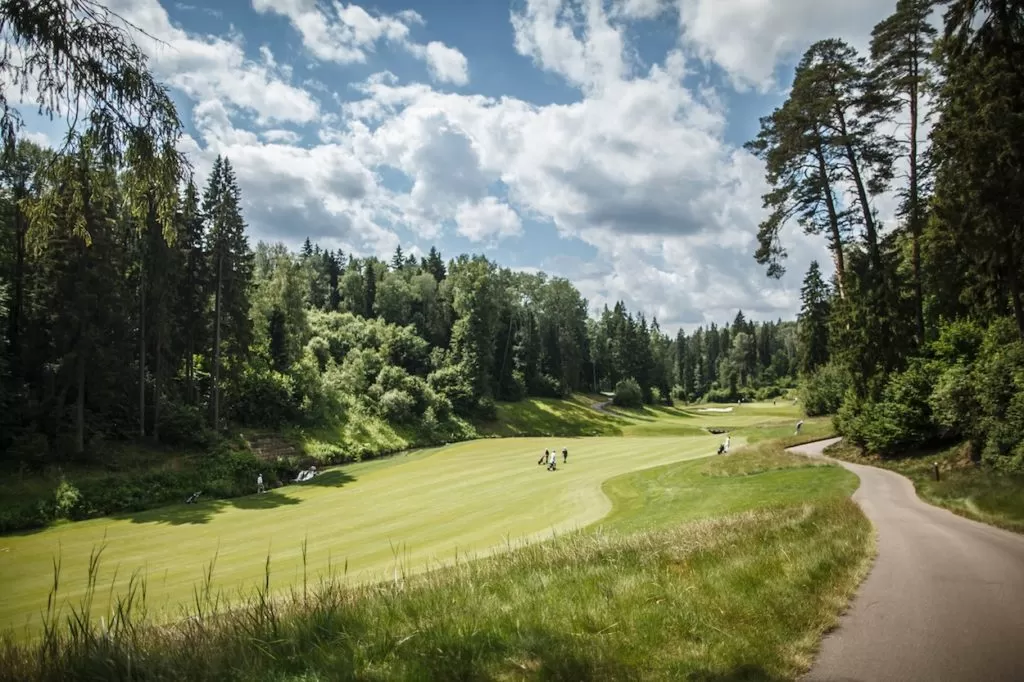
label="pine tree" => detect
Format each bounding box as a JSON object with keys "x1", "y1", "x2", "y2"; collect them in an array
[
  {"x1": 390, "y1": 245, "x2": 405, "y2": 271},
  {"x1": 870, "y1": 0, "x2": 938, "y2": 344},
  {"x1": 203, "y1": 156, "x2": 252, "y2": 429},
  {"x1": 363, "y1": 259, "x2": 377, "y2": 318},
  {"x1": 798, "y1": 261, "x2": 832, "y2": 375}
]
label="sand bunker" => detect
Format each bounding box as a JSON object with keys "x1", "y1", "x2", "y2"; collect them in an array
[{"x1": 697, "y1": 407, "x2": 734, "y2": 413}]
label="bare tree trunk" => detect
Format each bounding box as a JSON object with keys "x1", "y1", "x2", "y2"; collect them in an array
[
  {"x1": 9, "y1": 203, "x2": 25, "y2": 378},
  {"x1": 909, "y1": 68, "x2": 925, "y2": 345},
  {"x1": 75, "y1": 351, "x2": 85, "y2": 455},
  {"x1": 1008, "y1": 268, "x2": 1024, "y2": 341},
  {"x1": 139, "y1": 264, "x2": 146, "y2": 439},
  {"x1": 212, "y1": 251, "x2": 223, "y2": 431},
  {"x1": 816, "y1": 145, "x2": 847, "y2": 298},
  {"x1": 154, "y1": 328, "x2": 162, "y2": 442}
]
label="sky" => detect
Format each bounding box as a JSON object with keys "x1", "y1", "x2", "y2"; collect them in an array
[{"x1": 14, "y1": 0, "x2": 907, "y2": 333}]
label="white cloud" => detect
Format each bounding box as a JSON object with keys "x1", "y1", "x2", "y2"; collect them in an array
[
  {"x1": 455, "y1": 197, "x2": 524, "y2": 242},
  {"x1": 671, "y1": 0, "x2": 897, "y2": 91},
  {"x1": 251, "y1": 0, "x2": 470, "y2": 85},
  {"x1": 13, "y1": 0, "x2": 915, "y2": 331},
  {"x1": 107, "y1": 0, "x2": 320, "y2": 124},
  {"x1": 406, "y1": 41, "x2": 470, "y2": 86}
]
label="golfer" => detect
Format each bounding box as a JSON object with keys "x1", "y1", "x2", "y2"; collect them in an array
[
  {"x1": 562, "y1": 447, "x2": 568, "y2": 464},
  {"x1": 257, "y1": 473, "x2": 265, "y2": 493}
]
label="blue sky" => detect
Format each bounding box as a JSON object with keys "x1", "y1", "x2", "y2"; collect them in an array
[{"x1": 16, "y1": 0, "x2": 903, "y2": 332}]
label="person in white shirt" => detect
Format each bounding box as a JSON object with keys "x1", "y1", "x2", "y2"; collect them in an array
[
  {"x1": 724, "y1": 435, "x2": 731, "y2": 453},
  {"x1": 257, "y1": 473, "x2": 265, "y2": 493},
  {"x1": 548, "y1": 450, "x2": 557, "y2": 471},
  {"x1": 796, "y1": 420, "x2": 804, "y2": 435}
]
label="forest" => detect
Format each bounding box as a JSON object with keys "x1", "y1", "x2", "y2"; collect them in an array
[
  {"x1": 0, "y1": 134, "x2": 800, "y2": 466},
  {"x1": 752, "y1": 0, "x2": 1024, "y2": 474},
  {"x1": 1, "y1": 0, "x2": 1022, "y2": 527}
]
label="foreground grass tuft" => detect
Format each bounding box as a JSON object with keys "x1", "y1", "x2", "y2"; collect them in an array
[
  {"x1": 826, "y1": 441, "x2": 1024, "y2": 534},
  {"x1": 0, "y1": 443, "x2": 870, "y2": 681}
]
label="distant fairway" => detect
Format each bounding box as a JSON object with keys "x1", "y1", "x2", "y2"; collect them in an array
[{"x1": 0, "y1": 400, "x2": 820, "y2": 635}]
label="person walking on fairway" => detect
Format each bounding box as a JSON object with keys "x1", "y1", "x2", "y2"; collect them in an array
[
  {"x1": 724, "y1": 435, "x2": 731, "y2": 453},
  {"x1": 539, "y1": 449, "x2": 549, "y2": 466},
  {"x1": 562, "y1": 447, "x2": 568, "y2": 464},
  {"x1": 548, "y1": 450, "x2": 557, "y2": 471},
  {"x1": 795, "y1": 420, "x2": 804, "y2": 435},
  {"x1": 257, "y1": 473, "x2": 265, "y2": 494}
]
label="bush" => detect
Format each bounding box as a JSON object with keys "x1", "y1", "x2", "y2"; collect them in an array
[
  {"x1": 159, "y1": 402, "x2": 214, "y2": 448},
  {"x1": 427, "y1": 364, "x2": 476, "y2": 415},
  {"x1": 800, "y1": 363, "x2": 850, "y2": 416},
  {"x1": 929, "y1": 363, "x2": 979, "y2": 441},
  {"x1": 378, "y1": 389, "x2": 416, "y2": 423},
  {"x1": 756, "y1": 385, "x2": 786, "y2": 401},
  {"x1": 529, "y1": 373, "x2": 565, "y2": 398},
  {"x1": 230, "y1": 368, "x2": 300, "y2": 428},
  {"x1": 613, "y1": 378, "x2": 643, "y2": 408}
]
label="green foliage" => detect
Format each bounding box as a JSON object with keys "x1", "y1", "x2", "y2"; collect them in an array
[
  {"x1": 612, "y1": 377, "x2": 643, "y2": 408},
  {"x1": 800, "y1": 362, "x2": 850, "y2": 416}
]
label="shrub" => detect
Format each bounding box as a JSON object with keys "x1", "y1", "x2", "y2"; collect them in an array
[
  {"x1": 54, "y1": 477, "x2": 82, "y2": 520},
  {"x1": 379, "y1": 389, "x2": 416, "y2": 423},
  {"x1": 929, "y1": 363, "x2": 979, "y2": 441},
  {"x1": 427, "y1": 364, "x2": 476, "y2": 415},
  {"x1": 613, "y1": 378, "x2": 643, "y2": 408},
  {"x1": 230, "y1": 368, "x2": 300, "y2": 428},
  {"x1": 529, "y1": 373, "x2": 564, "y2": 398},
  {"x1": 800, "y1": 363, "x2": 850, "y2": 416}
]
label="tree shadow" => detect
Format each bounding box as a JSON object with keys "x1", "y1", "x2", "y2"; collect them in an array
[
  {"x1": 123, "y1": 489, "x2": 303, "y2": 526},
  {"x1": 484, "y1": 399, "x2": 631, "y2": 437},
  {"x1": 296, "y1": 469, "x2": 355, "y2": 488}
]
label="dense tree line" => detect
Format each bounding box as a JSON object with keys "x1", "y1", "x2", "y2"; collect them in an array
[
  {"x1": 753, "y1": 0, "x2": 1024, "y2": 473},
  {"x1": 0, "y1": 0, "x2": 805, "y2": 466},
  {"x1": 0, "y1": 129, "x2": 800, "y2": 463}
]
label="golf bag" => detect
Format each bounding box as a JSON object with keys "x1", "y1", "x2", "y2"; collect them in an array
[{"x1": 186, "y1": 491, "x2": 202, "y2": 504}]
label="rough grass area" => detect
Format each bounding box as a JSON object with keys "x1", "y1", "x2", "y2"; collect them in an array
[
  {"x1": 0, "y1": 444, "x2": 870, "y2": 682},
  {"x1": 599, "y1": 442, "x2": 855, "y2": 535},
  {"x1": 826, "y1": 441, "x2": 1024, "y2": 534}
]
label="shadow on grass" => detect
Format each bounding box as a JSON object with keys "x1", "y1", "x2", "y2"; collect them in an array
[
  {"x1": 123, "y1": 489, "x2": 305, "y2": 526},
  {"x1": 299, "y1": 469, "x2": 355, "y2": 488},
  {"x1": 481, "y1": 398, "x2": 631, "y2": 437}
]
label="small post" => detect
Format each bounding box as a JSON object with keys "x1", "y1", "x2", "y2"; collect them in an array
[{"x1": 933, "y1": 462, "x2": 940, "y2": 481}]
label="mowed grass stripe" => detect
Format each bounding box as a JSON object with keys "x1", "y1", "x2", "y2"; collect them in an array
[{"x1": 0, "y1": 434, "x2": 722, "y2": 634}]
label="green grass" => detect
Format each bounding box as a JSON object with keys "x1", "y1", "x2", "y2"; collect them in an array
[
  {"x1": 0, "y1": 443, "x2": 870, "y2": 681},
  {"x1": 826, "y1": 441, "x2": 1024, "y2": 534},
  {"x1": 599, "y1": 442, "x2": 855, "y2": 535}
]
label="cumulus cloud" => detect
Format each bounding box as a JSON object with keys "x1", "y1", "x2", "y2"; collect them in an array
[
  {"x1": 11, "y1": 0, "x2": 910, "y2": 331},
  {"x1": 107, "y1": 0, "x2": 320, "y2": 124},
  {"x1": 455, "y1": 197, "x2": 524, "y2": 243},
  {"x1": 671, "y1": 0, "x2": 897, "y2": 91},
  {"x1": 251, "y1": 0, "x2": 469, "y2": 85}
]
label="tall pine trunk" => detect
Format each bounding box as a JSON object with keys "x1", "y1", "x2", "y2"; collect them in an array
[
  {"x1": 154, "y1": 329, "x2": 162, "y2": 442},
  {"x1": 212, "y1": 250, "x2": 223, "y2": 431},
  {"x1": 815, "y1": 144, "x2": 847, "y2": 298},
  {"x1": 9, "y1": 201, "x2": 25, "y2": 378},
  {"x1": 833, "y1": 105, "x2": 881, "y2": 272},
  {"x1": 909, "y1": 65, "x2": 925, "y2": 345},
  {"x1": 139, "y1": 264, "x2": 146, "y2": 439},
  {"x1": 75, "y1": 351, "x2": 85, "y2": 455}
]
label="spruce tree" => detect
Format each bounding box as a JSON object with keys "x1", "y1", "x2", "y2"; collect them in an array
[{"x1": 798, "y1": 261, "x2": 832, "y2": 375}]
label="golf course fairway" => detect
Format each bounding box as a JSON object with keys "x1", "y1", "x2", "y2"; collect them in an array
[{"x1": 1, "y1": 432, "x2": 727, "y2": 634}]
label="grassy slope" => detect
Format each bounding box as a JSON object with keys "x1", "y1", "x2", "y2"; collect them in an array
[
  {"x1": 826, "y1": 441, "x2": 1024, "y2": 534},
  {"x1": 0, "y1": 444, "x2": 869, "y2": 681},
  {"x1": 0, "y1": 401, "x2": 831, "y2": 635}
]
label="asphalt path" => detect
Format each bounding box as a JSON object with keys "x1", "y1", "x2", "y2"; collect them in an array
[{"x1": 788, "y1": 438, "x2": 1024, "y2": 682}]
